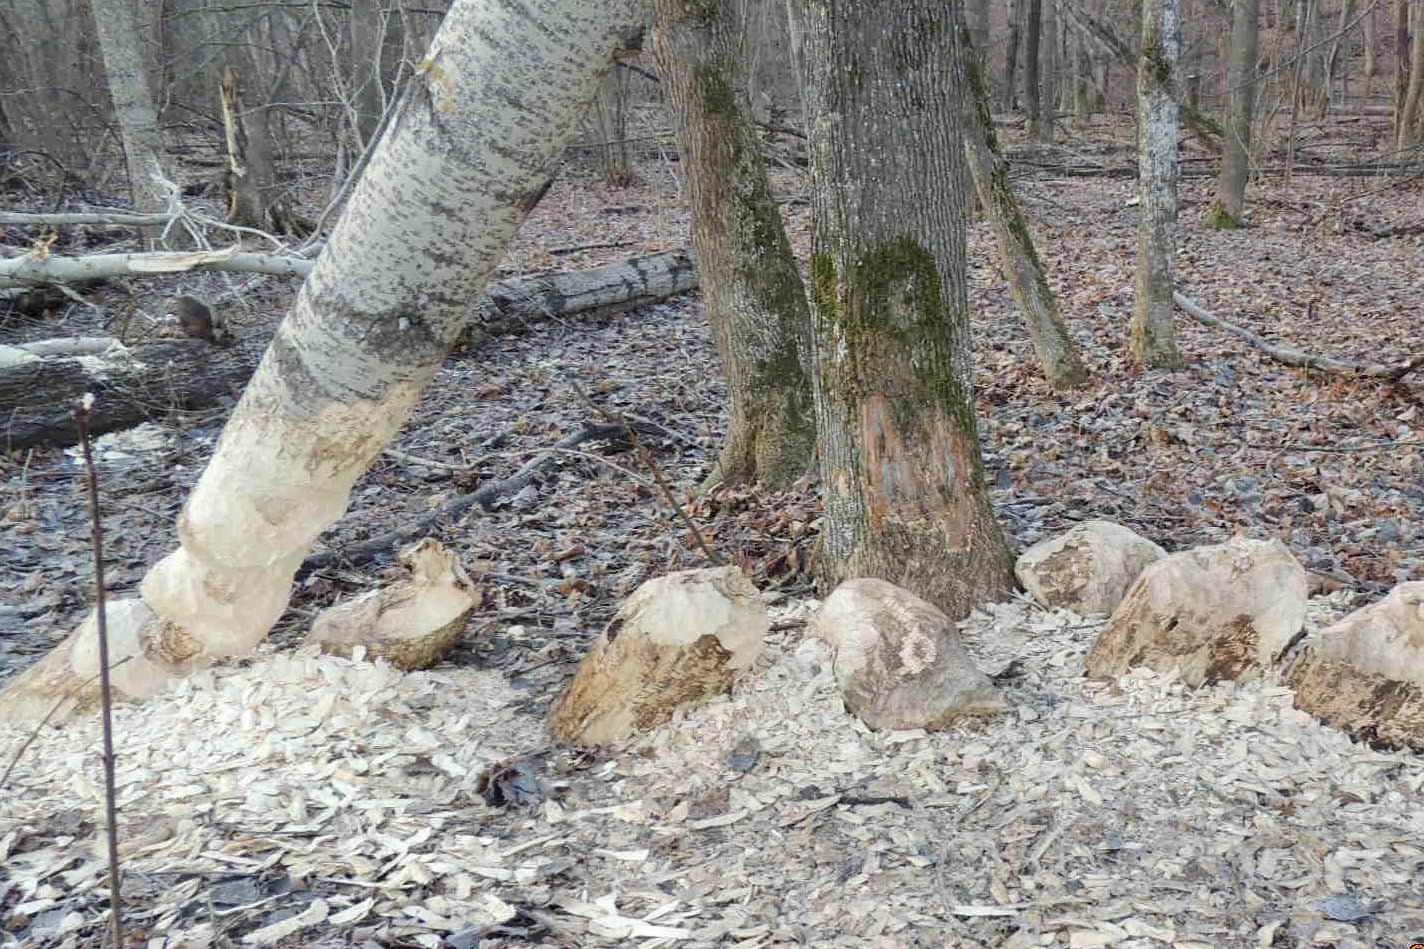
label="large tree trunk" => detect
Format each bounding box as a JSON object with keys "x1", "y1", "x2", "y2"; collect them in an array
[
  {"x1": 963, "y1": 34, "x2": 1089, "y2": 389},
  {"x1": 0, "y1": 0, "x2": 645, "y2": 723},
  {"x1": 1211, "y1": 0, "x2": 1259, "y2": 228},
  {"x1": 1025, "y1": 0, "x2": 1044, "y2": 131},
  {"x1": 1131, "y1": 0, "x2": 1183, "y2": 368},
  {"x1": 788, "y1": 0, "x2": 1015, "y2": 619},
  {"x1": 89, "y1": 0, "x2": 172, "y2": 241},
  {"x1": 652, "y1": 0, "x2": 814, "y2": 489}
]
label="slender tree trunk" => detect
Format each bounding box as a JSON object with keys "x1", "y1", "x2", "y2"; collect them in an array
[
  {"x1": 349, "y1": 0, "x2": 388, "y2": 149},
  {"x1": 1026, "y1": 0, "x2": 1043, "y2": 129},
  {"x1": 1131, "y1": 0, "x2": 1183, "y2": 368},
  {"x1": 963, "y1": 36, "x2": 1089, "y2": 388},
  {"x1": 1325, "y1": 0, "x2": 1358, "y2": 106},
  {"x1": 0, "y1": 0, "x2": 645, "y2": 722},
  {"x1": 1072, "y1": 30, "x2": 1093, "y2": 125},
  {"x1": 89, "y1": 0, "x2": 172, "y2": 241},
  {"x1": 1364, "y1": 0, "x2": 1378, "y2": 95},
  {"x1": 220, "y1": 67, "x2": 309, "y2": 235},
  {"x1": 594, "y1": 64, "x2": 636, "y2": 186},
  {"x1": 1402, "y1": 0, "x2": 1424, "y2": 144},
  {"x1": 1211, "y1": 0, "x2": 1259, "y2": 228},
  {"x1": 1036, "y1": 0, "x2": 1058, "y2": 139},
  {"x1": 1005, "y1": 0, "x2": 1024, "y2": 109},
  {"x1": 971, "y1": 0, "x2": 992, "y2": 93},
  {"x1": 1395, "y1": 0, "x2": 1410, "y2": 145},
  {"x1": 787, "y1": 0, "x2": 1015, "y2": 618},
  {"x1": 651, "y1": 0, "x2": 814, "y2": 488}
]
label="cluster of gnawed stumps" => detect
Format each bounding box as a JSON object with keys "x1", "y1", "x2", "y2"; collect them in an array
[{"x1": 545, "y1": 522, "x2": 1423, "y2": 753}]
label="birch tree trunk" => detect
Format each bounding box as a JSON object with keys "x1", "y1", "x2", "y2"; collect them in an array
[
  {"x1": 964, "y1": 34, "x2": 1090, "y2": 389},
  {"x1": 1131, "y1": 0, "x2": 1183, "y2": 368},
  {"x1": 652, "y1": 0, "x2": 814, "y2": 488},
  {"x1": 789, "y1": 0, "x2": 1016, "y2": 619},
  {"x1": 1211, "y1": 0, "x2": 1259, "y2": 228},
  {"x1": 89, "y1": 0, "x2": 172, "y2": 240},
  {"x1": 0, "y1": 0, "x2": 645, "y2": 722}
]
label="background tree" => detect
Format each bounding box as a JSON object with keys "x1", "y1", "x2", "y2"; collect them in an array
[
  {"x1": 789, "y1": 0, "x2": 1016, "y2": 619},
  {"x1": 1132, "y1": 0, "x2": 1183, "y2": 368},
  {"x1": 0, "y1": 0, "x2": 646, "y2": 719},
  {"x1": 651, "y1": 0, "x2": 815, "y2": 489},
  {"x1": 1211, "y1": 0, "x2": 1259, "y2": 228}
]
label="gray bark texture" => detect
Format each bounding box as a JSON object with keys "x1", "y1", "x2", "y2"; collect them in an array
[
  {"x1": 1035, "y1": 0, "x2": 1058, "y2": 140},
  {"x1": 1025, "y1": 0, "x2": 1043, "y2": 129},
  {"x1": 789, "y1": 0, "x2": 1015, "y2": 620},
  {"x1": 652, "y1": 0, "x2": 815, "y2": 489},
  {"x1": 89, "y1": 0, "x2": 172, "y2": 233},
  {"x1": 1131, "y1": 0, "x2": 1183, "y2": 368},
  {"x1": 963, "y1": 36, "x2": 1089, "y2": 389},
  {"x1": 1213, "y1": 0, "x2": 1259, "y2": 227}
]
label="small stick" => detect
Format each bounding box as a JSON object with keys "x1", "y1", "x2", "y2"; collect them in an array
[
  {"x1": 568, "y1": 382, "x2": 722, "y2": 567},
  {"x1": 73, "y1": 394, "x2": 125, "y2": 949}
]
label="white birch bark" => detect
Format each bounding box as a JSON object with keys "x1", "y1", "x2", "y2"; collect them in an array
[
  {"x1": 1130, "y1": 0, "x2": 1183, "y2": 368},
  {"x1": 0, "y1": 0, "x2": 645, "y2": 721}
]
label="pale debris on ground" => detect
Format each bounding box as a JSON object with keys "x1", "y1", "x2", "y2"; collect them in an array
[{"x1": 3, "y1": 590, "x2": 1423, "y2": 948}]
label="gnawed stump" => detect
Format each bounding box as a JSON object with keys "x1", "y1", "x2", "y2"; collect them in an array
[
  {"x1": 1015, "y1": 519, "x2": 1166, "y2": 616},
  {"x1": 1086, "y1": 536, "x2": 1307, "y2": 686},
  {"x1": 1287, "y1": 581, "x2": 1424, "y2": 751},
  {"x1": 306, "y1": 539, "x2": 481, "y2": 671},
  {"x1": 812, "y1": 578, "x2": 1003, "y2": 731},
  {"x1": 549, "y1": 566, "x2": 767, "y2": 747}
]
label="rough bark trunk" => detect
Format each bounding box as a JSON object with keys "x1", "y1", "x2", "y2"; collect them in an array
[
  {"x1": 1401, "y1": 0, "x2": 1424, "y2": 145},
  {"x1": 0, "y1": 0, "x2": 646, "y2": 722},
  {"x1": 1131, "y1": 0, "x2": 1183, "y2": 368},
  {"x1": 1364, "y1": 0, "x2": 1378, "y2": 94},
  {"x1": 593, "y1": 60, "x2": 635, "y2": 186},
  {"x1": 788, "y1": 0, "x2": 1015, "y2": 619},
  {"x1": 1005, "y1": 0, "x2": 1023, "y2": 109},
  {"x1": 1025, "y1": 0, "x2": 1044, "y2": 130},
  {"x1": 1395, "y1": 0, "x2": 1410, "y2": 145},
  {"x1": 963, "y1": 42, "x2": 1090, "y2": 389},
  {"x1": 1211, "y1": 0, "x2": 1259, "y2": 228},
  {"x1": 1072, "y1": 30, "x2": 1093, "y2": 125},
  {"x1": 1036, "y1": 0, "x2": 1058, "y2": 140},
  {"x1": 89, "y1": 0, "x2": 172, "y2": 241},
  {"x1": 652, "y1": 0, "x2": 814, "y2": 489},
  {"x1": 970, "y1": 0, "x2": 992, "y2": 96}
]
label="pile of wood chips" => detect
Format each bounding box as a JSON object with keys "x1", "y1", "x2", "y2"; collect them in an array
[{"x1": 3, "y1": 589, "x2": 1422, "y2": 948}]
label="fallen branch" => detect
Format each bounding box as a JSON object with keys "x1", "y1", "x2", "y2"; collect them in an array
[
  {"x1": 0, "y1": 209, "x2": 177, "y2": 227},
  {"x1": 1174, "y1": 292, "x2": 1424, "y2": 381},
  {"x1": 300, "y1": 420, "x2": 670, "y2": 576},
  {"x1": 0, "y1": 245, "x2": 317, "y2": 287}
]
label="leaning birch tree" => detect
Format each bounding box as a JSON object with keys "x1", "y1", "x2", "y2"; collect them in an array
[
  {"x1": 789, "y1": 0, "x2": 1016, "y2": 619},
  {"x1": 1131, "y1": 0, "x2": 1183, "y2": 368},
  {"x1": 1210, "y1": 0, "x2": 1259, "y2": 229},
  {"x1": 652, "y1": 0, "x2": 815, "y2": 489},
  {"x1": 0, "y1": 0, "x2": 645, "y2": 721}
]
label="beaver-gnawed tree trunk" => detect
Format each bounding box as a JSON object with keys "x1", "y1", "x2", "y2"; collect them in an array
[
  {"x1": 788, "y1": 0, "x2": 1016, "y2": 619},
  {"x1": 652, "y1": 0, "x2": 814, "y2": 489},
  {"x1": 0, "y1": 0, "x2": 646, "y2": 723}
]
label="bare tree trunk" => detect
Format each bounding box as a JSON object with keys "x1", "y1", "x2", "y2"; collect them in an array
[
  {"x1": 1211, "y1": 0, "x2": 1260, "y2": 228},
  {"x1": 1072, "y1": 29, "x2": 1094, "y2": 125},
  {"x1": 219, "y1": 67, "x2": 309, "y2": 235},
  {"x1": 593, "y1": 64, "x2": 636, "y2": 186},
  {"x1": 349, "y1": 0, "x2": 388, "y2": 149},
  {"x1": 651, "y1": 0, "x2": 814, "y2": 488},
  {"x1": 963, "y1": 38, "x2": 1089, "y2": 388},
  {"x1": 1005, "y1": 0, "x2": 1024, "y2": 109},
  {"x1": 971, "y1": 0, "x2": 992, "y2": 90},
  {"x1": 0, "y1": 0, "x2": 646, "y2": 722},
  {"x1": 1364, "y1": 0, "x2": 1378, "y2": 95},
  {"x1": 89, "y1": 0, "x2": 172, "y2": 240},
  {"x1": 1395, "y1": 0, "x2": 1410, "y2": 145},
  {"x1": 1036, "y1": 0, "x2": 1058, "y2": 139},
  {"x1": 1131, "y1": 0, "x2": 1183, "y2": 368},
  {"x1": 1401, "y1": 0, "x2": 1424, "y2": 145},
  {"x1": 1325, "y1": 0, "x2": 1358, "y2": 106},
  {"x1": 788, "y1": 0, "x2": 1015, "y2": 618},
  {"x1": 1026, "y1": 0, "x2": 1043, "y2": 129}
]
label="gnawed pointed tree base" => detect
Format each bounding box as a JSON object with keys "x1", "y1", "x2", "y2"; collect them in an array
[{"x1": 0, "y1": 600, "x2": 207, "y2": 723}]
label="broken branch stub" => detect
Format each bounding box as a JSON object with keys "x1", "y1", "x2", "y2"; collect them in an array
[{"x1": 549, "y1": 566, "x2": 767, "y2": 747}]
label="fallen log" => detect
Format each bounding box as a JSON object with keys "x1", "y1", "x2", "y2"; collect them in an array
[
  {"x1": 0, "y1": 250, "x2": 700, "y2": 449},
  {"x1": 1174, "y1": 292, "x2": 1424, "y2": 381}
]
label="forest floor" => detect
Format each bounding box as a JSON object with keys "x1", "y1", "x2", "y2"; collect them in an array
[{"x1": 1, "y1": 108, "x2": 1423, "y2": 947}]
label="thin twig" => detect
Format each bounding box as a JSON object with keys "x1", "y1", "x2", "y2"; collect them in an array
[
  {"x1": 569, "y1": 382, "x2": 722, "y2": 567},
  {"x1": 73, "y1": 394, "x2": 125, "y2": 949},
  {"x1": 0, "y1": 656, "x2": 133, "y2": 790}
]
